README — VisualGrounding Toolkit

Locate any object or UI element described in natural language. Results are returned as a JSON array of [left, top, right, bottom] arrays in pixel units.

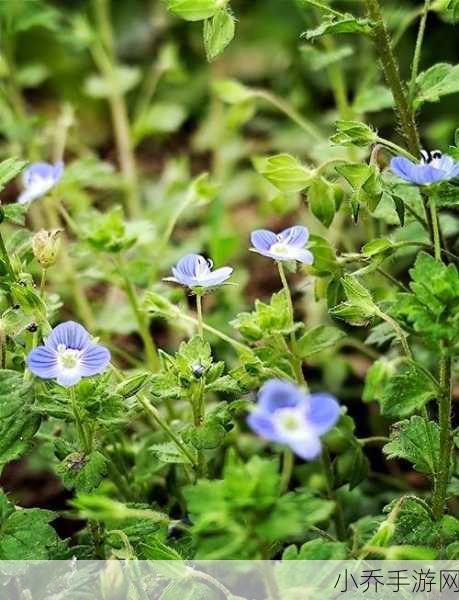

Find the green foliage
[[184, 455, 334, 558], [297, 324, 345, 357], [283, 538, 348, 560], [0, 490, 62, 559], [335, 163, 382, 221], [81, 206, 138, 253], [330, 120, 377, 147], [415, 62, 459, 107], [330, 275, 378, 326], [0, 370, 40, 468], [57, 450, 108, 493], [231, 290, 295, 341], [384, 416, 440, 475], [302, 15, 373, 41], [392, 252, 459, 352], [380, 361, 437, 418], [203, 8, 235, 61], [165, 0, 227, 21], [307, 177, 337, 228], [0, 157, 27, 192], [253, 154, 315, 193]]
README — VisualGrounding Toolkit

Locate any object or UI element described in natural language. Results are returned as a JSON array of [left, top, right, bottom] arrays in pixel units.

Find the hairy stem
[[365, 0, 421, 157], [432, 351, 453, 519], [409, 0, 431, 104]]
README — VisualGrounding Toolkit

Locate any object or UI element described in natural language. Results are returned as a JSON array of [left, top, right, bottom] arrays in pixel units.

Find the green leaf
[[151, 442, 194, 464], [380, 361, 437, 417], [253, 153, 315, 193], [353, 85, 393, 113], [330, 120, 377, 147], [3, 203, 27, 225], [335, 162, 382, 221], [307, 177, 336, 228], [392, 252, 459, 352], [330, 275, 378, 326], [361, 238, 394, 257], [132, 102, 187, 143], [297, 325, 345, 358], [212, 78, 254, 103], [0, 491, 61, 559], [283, 538, 348, 560], [56, 450, 108, 493], [203, 8, 235, 61], [165, 0, 226, 21], [0, 370, 40, 468], [82, 206, 137, 253], [415, 62, 459, 107], [302, 15, 373, 41], [383, 416, 440, 475], [308, 235, 339, 276], [300, 44, 353, 72], [84, 65, 141, 98], [0, 157, 27, 192], [231, 289, 294, 341], [335, 445, 369, 489], [362, 359, 394, 403]]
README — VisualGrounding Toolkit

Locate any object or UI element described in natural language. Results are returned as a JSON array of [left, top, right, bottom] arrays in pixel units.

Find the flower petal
[[27, 346, 59, 379], [293, 248, 314, 265], [289, 435, 322, 460], [79, 344, 111, 377], [247, 411, 277, 441], [258, 379, 305, 414], [23, 162, 56, 187], [307, 392, 341, 435], [56, 369, 82, 387], [279, 226, 309, 248], [250, 229, 277, 252], [197, 267, 233, 287], [390, 157, 445, 185], [47, 321, 90, 351], [175, 254, 202, 279]]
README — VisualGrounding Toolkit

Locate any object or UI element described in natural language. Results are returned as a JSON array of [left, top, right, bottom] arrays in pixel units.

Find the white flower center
[[57, 344, 81, 370], [269, 242, 297, 258], [273, 406, 308, 440]]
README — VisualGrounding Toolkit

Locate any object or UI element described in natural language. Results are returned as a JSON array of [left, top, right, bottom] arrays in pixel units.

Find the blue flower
[[165, 254, 233, 289], [27, 321, 110, 387], [17, 161, 64, 205], [390, 151, 459, 186], [247, 379, 340, 460], [250, 226, 314, 264]]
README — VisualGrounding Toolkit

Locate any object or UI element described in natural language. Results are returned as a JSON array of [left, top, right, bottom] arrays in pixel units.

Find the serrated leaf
[[0, 157, 27, 192], [0, 370, 40, 468], [203, 8, 235, 61], [384, 416, 440, 475], [297, 325, 345, 357], [415, 62, 459, 107], [151, 442, 194, 464], [57, 450, 108, 492], [380, 362, 437, 417], [231, 289, 294, 341]]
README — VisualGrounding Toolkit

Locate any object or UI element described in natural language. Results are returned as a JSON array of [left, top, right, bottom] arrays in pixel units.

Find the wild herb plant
[[0, 0, 457, 565]]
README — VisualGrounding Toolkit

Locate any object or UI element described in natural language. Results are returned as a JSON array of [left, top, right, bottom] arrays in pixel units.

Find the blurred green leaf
[[203, 8, 235, 61]]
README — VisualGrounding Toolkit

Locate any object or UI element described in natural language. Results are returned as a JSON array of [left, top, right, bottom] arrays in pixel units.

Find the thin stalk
[[196, 293, 204, 338], [280, 448, 294, 494], [375, 267, 409, 292], [321, 447, 346, 541], [0, 228, 16, 282], [376, 309, 412, 359], [431, 352, 453, 520], [299, 0, 344, 17], [375, 136, 417, 161], [359, 436, 390, 446], [253, 89, 322, 141], [365, 0, 421, 157], [69, 387, 90, 454], [39, 269, 47, 298], [137, 393, 197, 467], [428, 194, 442, 262], [118, 258, 160, 372], [408, 0, 431, 104], [277, 262, 306, 386], [91, 0, 140, 218]]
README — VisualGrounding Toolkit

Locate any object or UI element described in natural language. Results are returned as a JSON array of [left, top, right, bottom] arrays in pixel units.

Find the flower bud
[[99, 559, 129, 600], [32, 229, 62, 268]]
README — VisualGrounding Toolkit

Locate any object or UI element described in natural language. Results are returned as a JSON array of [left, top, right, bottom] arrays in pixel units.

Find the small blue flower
[[17, 161, 64, 205], [250, 226, 313, 264], [27, 321, 110, 387], [390, 150, 459, 186], [164, 254, 233, 289], [247, 379, 340, 460]]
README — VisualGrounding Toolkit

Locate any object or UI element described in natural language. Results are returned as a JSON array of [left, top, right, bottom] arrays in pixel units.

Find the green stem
[[118, 258, 160, 372], [69, 387, 90, 454], [0, 228, 15, 282], [299, 0, 344, 17], [39, 269, 47, 298], [428, 194, 442, 262], [277, 262, 305, 386], [365, 0, 421, 157], [431, 351, 453, 520], [408, 0, 431, 104], [91, 0, 140, 218], [280, 448, 294, 494], [137, 393, 197, 467], [359, 436, 390, 446], [196, 294, 204, 338], [376, 309, 412, 359], [375, 136, 417, 161], [253, 89, 322, 141], [321, 447, 346, 541]]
